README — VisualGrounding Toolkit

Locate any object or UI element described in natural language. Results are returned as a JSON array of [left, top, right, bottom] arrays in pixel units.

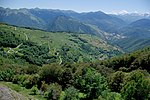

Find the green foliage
[[0, 23, 150, 100], [0, 23, 122, 65], [46, 83, 62, 100], [12, 74, 40, 89], [121, 70, 150, 100], [39, 64, 63, 83], [0, 69, 14, 81], [102, 47, 150, 72], [93, 64, 115, 77], [0, 29, 51, 66], [64, 86, 80, 100], [40, 81, 49, 92], [99, 91, 123, 100], [30, 85, 39, 95], [23, 65, 39, 74], [131, 52, 150, 71], [108, 71, 125, 92], [61, 68, 74, 88], [0, 65, 15, 81], [75, 67, 108, 99], [0, 31, 22, 47], [58, 45, 82, 64], [20, 43, 50, 66]]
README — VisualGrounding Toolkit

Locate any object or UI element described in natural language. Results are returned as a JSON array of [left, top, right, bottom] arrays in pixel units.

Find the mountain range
[[0, 7, 126, 33], [111, 12, 150, 24], [112, 19, 150, 52], [0, 7, 150, 52]]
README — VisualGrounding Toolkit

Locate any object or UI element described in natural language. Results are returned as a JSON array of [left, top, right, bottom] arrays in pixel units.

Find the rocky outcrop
[[0, 86, 27, 100]]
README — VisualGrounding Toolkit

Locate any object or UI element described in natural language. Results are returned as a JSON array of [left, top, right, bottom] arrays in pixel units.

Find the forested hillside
[[0, 23, 150, 100], [112, 19, 150, 52], [0, 23, 121, 66], [0, 42, 150, 100]]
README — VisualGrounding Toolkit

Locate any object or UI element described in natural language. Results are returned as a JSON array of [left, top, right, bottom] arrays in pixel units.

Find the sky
[[0, 0, 150, 14]]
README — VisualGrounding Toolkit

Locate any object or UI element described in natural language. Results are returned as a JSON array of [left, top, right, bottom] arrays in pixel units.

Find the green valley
[[0, 23, 150, 100], [0, 23, 121, 65]]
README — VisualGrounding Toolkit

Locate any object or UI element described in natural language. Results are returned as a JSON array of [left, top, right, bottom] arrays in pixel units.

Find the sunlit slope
[[0, 23, 122, 64]]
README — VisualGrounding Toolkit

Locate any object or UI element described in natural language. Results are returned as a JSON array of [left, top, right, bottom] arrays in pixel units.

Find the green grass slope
[[0, 23, 122, 65]]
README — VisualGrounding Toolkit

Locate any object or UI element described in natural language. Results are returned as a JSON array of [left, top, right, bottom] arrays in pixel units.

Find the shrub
[[47, 83, 62, 100], [30, 85, 39, 95], [61, 68, 74, 89], [121, 70, 150, 100], [39, 64, 63, 83], [64, 86, 80, 100], [0, 66, 15, 81], [40, 81, 49, 92], [12, 74, 40, 89], [100, 90, 123, 100], [75, 67, 108, 99], [108, 71, 125, 92]]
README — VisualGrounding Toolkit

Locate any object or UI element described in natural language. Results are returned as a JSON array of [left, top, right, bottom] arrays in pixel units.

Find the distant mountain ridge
[[121, 19, 150, 38], [67, 11, 126, 33], [129, 19, 150, 29], [0, 7, 126, 36], [111, 12, 150, 24], [113, 19, 150, 52]]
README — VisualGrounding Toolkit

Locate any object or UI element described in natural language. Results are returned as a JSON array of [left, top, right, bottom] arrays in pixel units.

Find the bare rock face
[[0, 86, 27, 100]]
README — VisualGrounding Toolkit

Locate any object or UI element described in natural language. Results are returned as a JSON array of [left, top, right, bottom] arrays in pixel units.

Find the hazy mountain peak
[[117, 10, 129, 15]]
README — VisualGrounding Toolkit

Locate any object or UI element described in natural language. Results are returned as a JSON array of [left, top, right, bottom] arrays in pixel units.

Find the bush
[[121, 70, 150, 100], [39, 64, 63, 83], [0, 66, 15, 81], [108, 71, 125, 92], [47, 83, 62, 100], [100, 90, 123, 100], [44, 92, 49, 98], [40, 81, 49, 92], [12, 74, 40, 89], [61, 68, 74, 89], [24, 65, 39, 74], [75, 67, 108, 99], [64, 86, 80, 100], [30, 85, 39, 95]]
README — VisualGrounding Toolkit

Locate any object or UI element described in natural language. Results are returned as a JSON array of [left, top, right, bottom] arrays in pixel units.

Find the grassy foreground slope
[[0, 23, 121, 65]]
